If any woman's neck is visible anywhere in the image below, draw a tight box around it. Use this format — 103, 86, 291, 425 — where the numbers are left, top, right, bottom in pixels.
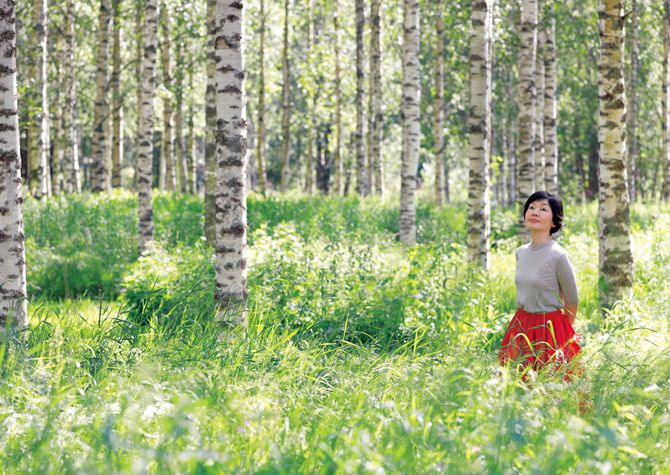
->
530, 231, 552, 248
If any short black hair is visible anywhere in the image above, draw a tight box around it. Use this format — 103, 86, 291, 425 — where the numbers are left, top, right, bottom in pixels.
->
523, 191, 564, 235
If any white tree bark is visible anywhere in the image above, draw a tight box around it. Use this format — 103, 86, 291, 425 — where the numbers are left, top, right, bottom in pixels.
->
28, 0, 48, 199
333, 0, 344, 195
399, 0, 420, 245
137, 0, 159, 254
597, 0, 633, 309
0, 0, 27, 329
215, 0, 248, 320
370, 0, 383, 196
111, 0, 123, 188
160, 0, 175, 192
434, 0, 445, 206
466, 0, 493, 268
534, 26, 545, 189
279, 0, 291, 192
662, 0, 670, 200
627, 0, 639, 202
355, 0, 369, 196
543, 14, 558, 195
256, 0, 267, 192
63, 0, 81, 193
91, 0, 111, 192
204, 0, 217, 242
516, 0, 537, 236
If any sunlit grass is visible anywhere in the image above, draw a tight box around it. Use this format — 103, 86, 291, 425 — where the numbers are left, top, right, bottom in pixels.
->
1, 194, 669, 473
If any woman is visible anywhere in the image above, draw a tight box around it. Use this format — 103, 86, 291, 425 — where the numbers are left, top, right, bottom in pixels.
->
499, 191, 582, 382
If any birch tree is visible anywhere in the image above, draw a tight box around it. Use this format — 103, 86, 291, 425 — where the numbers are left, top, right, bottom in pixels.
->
597, 0, 633, 309
369, 0, 383, 196
160, 0, 175, 192
333, 0, 344, 195
399, 0, 420, 245
279, 0, 291, 192
355, 0, 369, 195
137, 0, 159, 254
466, 0, 493, 268
256, 0, 267, 192
543, 14, 558, 195
63, 0, 80, 193
111, 0, 123, 188
662, 0, 670, 200
627, 0, 639, 202
91, 0, 111, 192
204, 0, 216, 242
28, 0, 48, 199
0, 0, 27, 329
516, 0, 537, 235
215, 0, 248, 320
534, 27, 545, 189
434, 0, 445, 206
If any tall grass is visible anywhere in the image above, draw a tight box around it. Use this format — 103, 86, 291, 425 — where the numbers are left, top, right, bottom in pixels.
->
3, 192, 668, 473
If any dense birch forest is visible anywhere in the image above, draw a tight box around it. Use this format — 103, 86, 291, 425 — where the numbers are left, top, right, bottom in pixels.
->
1, 0, 670, 471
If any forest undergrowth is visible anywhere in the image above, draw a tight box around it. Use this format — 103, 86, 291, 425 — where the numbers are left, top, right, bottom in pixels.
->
1, 190, 669, 473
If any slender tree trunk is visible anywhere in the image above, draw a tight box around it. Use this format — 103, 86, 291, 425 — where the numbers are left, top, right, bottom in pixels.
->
91, 0, 111, 192
355, 0, 369, 195
28, 0, 49, 199
305, 0, 315, 195
662, 0, 670, 200
508, 116, 516, 206
160, 0, 175, 192
399, 0, 420, 245
175, 39, 187, 193
535, 26, 545, 190
370, 0, 383, 196
256, 0, 267, 192
204, 0, 217, 242
63, 0, 81, 193
627, 0, 639, 202
111, 0, 123, 188
280, 0, 291, 192
52, 94, 63, 196
134, 0, 144, 191
467, 0, 493, 268
516, 0, 537, 238
215, 0, 248, 321
434, 0, 445, 206
137, 0, 159, 254
597, 0, 633, 309
333, 0, 344, 195
0, 0, 27, 329
543, 14, 558, 195
187, 66, 196, 193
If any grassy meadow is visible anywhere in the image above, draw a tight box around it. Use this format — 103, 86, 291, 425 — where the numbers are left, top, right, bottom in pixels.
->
1, 190, 669, 473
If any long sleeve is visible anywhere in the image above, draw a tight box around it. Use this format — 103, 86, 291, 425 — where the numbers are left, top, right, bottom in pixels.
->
556, 253, 579, 305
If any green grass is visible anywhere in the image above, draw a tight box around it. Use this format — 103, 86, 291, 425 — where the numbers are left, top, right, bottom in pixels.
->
2, 192, 669, 473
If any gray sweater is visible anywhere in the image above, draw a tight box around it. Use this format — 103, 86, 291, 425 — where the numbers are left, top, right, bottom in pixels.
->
515, 239, 579, 313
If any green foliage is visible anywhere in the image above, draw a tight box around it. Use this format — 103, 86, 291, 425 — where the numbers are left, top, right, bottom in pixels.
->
7, 193, 670, 473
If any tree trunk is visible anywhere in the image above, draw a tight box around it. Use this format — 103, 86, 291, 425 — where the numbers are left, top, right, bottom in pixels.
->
305, 0, 315, 195
0, 0, 27, 329
434, 0, 444, 206
543, 14, 558, 195
597, 0, 633, 309
160, 0, 175, 192
280, 0, 291, 192
399, 0, 420, 245
369, 0, 383, 196
175, 39, 187, 193
91, 0, 111, 192
215, 0, 248, 321
662, 0, 670, 200
535, 26, 545, 190
187, 66, 196, 194
333, 0, 344, 195
355, 0, 369, 196
204, 0, 217, 242
111, 0, 123, 188
507, 116, 516, 206
627, 0, 639, 202
256, 0, 267, 192
516, 0, 537, 237
28, 0, 49, 199
137, 0, 159, 254
466, 0, 493, 268
134, 0, 144, 191
63, 0, 81, 193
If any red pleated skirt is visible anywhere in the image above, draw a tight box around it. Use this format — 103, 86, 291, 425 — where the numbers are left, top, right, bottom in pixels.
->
499, 308, 582, 382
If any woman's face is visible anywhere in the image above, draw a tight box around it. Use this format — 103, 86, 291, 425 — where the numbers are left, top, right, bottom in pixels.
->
524, 199, 554, 233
